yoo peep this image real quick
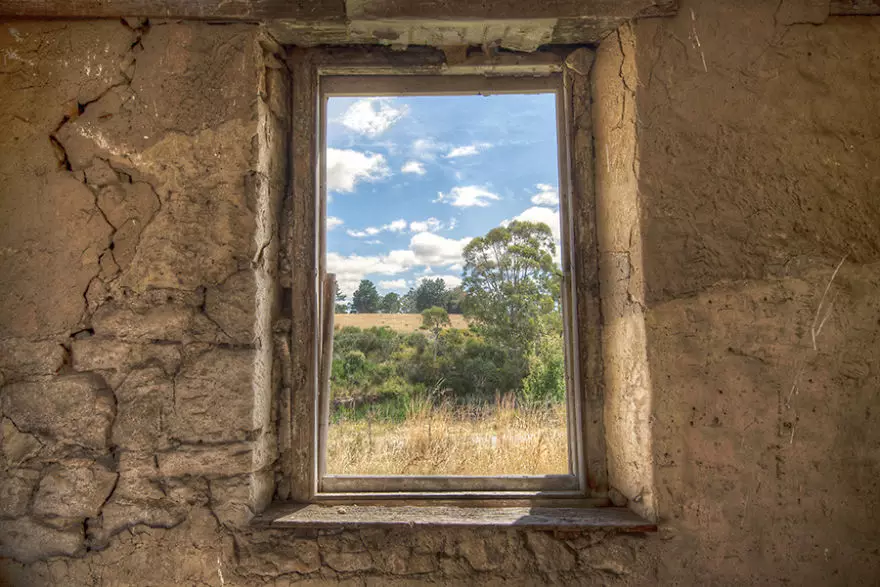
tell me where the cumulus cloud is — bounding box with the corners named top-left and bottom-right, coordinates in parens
top-left (327, 250), bottom-right (418, 295)
top-left (328, 231), bottom-right (472, 295)
top-left (445, 142), bottom-right (491, 158)
top-left (530, 183), bottom-right (559, 206)
top-left (409, 217), bottom-right (442, 233)
top-left (379, 279), bottom-right (408, 290)
top-left (340, 98), bottom-right (408, 137)
top-left (386, 219), bottom-right (407, 232)
top-left (502, 206), bottom-right (563, 266)
top-left (435, 186), bottom-right (500, 208)
top-left (326, 148), bottom-right (390, 193)
top-left (347, 219), bottom-right (407, 238)
top-left (401, 160), bottom-right (426, 175)
top-left (409, 232), bottom-right (471, 266)
top-left (510, 206), bottom-right (561, 240)
top-left (327, 216), bottom-right (343, 230)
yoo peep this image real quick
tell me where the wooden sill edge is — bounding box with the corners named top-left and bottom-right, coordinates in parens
top-left (251, 503), bottom-right (657, 532)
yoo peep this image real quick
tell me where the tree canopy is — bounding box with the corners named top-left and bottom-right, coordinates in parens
top-left (379, 292), bottom-right (401, 314)
top-left (461, 220), bottom-right (561, 353)
top-left (351, 279), bottom-right (380, 313)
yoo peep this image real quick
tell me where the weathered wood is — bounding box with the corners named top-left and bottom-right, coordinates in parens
top-left (564, 50), bottom-right (608, 495)
top-left (0, 0), bottom-right (677, 21)
top-left (322, 474), bottom-right (579, 493)
top-left (269, 17), bottom-right (621, 51)
top-left (0, 0), bottom-right (344, 19)
top-left (314, 48), bottom-right (563, 76)
top-left (288, 48), bottom-right (320, 502)
top-left (322, 74), bottom-right (560, 97)
top-left (347, 0), bottom-right (677, 20)
top-left (317, 273), bottom-right (335, 482)
top-left (254, 504), bottom-right (656, 531)
top-left (829, 0), bottom-right (880, 14)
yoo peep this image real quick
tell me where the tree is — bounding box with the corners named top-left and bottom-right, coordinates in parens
top-left (414, 278), bottom-right (448, 312)
top-left (335, 283), bottom-right (349, 314)
top-left (444, 286), bottom-right (465, 314)
top-left (461, 220), bottom-right (561, 354)
top-left (379, 292), bottom-right (401, 314)
top-left (400, 288), bottom-right (417, 313)
top-left (420, 306), bottom-right (451, 359)
top-left (351, 279), bottom-right (380, 313)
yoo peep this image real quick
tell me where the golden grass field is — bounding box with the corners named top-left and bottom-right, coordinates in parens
top-left (335, 312), bottom-right (470, 332)
top-left (327, 400), bottom-right (569, 476)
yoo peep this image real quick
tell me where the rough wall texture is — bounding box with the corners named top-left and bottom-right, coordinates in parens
top-left (633, 0), bottom-right (880, 584)
top-left (1, 1), bottom-right (879, 584)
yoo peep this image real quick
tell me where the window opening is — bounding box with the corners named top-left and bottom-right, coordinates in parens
top-left (319, 76), bottom-right (578, 490)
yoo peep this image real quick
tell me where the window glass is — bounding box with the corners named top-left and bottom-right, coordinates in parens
top-left (324, 93), bottom-right (568, 476)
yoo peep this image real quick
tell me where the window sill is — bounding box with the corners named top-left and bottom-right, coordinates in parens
top-left (252, 504), bottom-right (656, 532)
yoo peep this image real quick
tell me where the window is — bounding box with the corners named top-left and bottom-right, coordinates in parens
top-left (285, 48), bottom-right (604, 504)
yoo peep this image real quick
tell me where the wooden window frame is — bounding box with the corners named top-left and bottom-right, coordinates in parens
top-left (285, 47), bottom-right (605, 505)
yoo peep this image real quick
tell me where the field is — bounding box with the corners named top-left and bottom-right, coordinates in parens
top-left (335, 312), bottom-right (469, 332)
top-left (327, 312), bottom-right (568, 476)
top-left (327, 399), bottom-right (569, 476)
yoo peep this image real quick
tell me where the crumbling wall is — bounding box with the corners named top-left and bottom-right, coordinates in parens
top-left (1, 2), bottom-right (879, 584)
top-left (631, 0), bottom-right (880, 583)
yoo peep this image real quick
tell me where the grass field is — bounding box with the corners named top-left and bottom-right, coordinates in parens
top-left (335, 312), bottom-right (470, 332)
top-left (327, 399), bottom-right (569, 475)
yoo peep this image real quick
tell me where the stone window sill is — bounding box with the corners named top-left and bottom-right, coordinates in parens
top-left (252, 504), bottom-right (656, 532)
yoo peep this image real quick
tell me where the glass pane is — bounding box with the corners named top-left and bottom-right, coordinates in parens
top-left (324, 92), bottom-right (568, 476)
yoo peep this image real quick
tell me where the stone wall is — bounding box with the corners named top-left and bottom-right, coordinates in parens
top-left (1, 1), bottom-right (879, 584)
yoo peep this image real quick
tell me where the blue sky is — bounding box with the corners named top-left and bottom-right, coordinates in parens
top-left (325, 93), bottom-right (561, 297)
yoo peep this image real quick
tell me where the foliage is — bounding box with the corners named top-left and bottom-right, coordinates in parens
top-left (522, 333), bottom-right (566, 406)
top-left (351, 279), bottom-right (380, 313)
top-left (414, 278), bottom-right (448, 312)
top-left (334, 283), bottom-right (349, 314)
top-left (461, 220), bottom-right (561, 355)
top-left (329, 221), bottom-right (567, 424)
top-left (379, 292), bottom-right (401, 314)
top-left (420, 306), bottom-right (451, 338)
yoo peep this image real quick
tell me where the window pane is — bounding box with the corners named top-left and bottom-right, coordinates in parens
top-left (324, 92), bottom-right (568, 476)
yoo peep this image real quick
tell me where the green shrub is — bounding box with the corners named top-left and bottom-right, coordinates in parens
top-left (521, 334), bottom-right (566, 406)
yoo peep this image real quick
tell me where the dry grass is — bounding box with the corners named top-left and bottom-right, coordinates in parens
top-left (335, 313), bottom-right (470, 333)
top-left (326, 399), bottom-right (568, 476)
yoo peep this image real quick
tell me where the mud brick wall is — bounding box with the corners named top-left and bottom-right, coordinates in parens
top-left (1, 1), bottom-right (879, 584)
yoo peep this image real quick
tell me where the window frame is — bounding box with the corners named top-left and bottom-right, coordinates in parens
top-left (285, 47), bottom-right (605, 505)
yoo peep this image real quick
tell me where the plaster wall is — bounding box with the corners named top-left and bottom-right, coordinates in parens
top-left (0, 1), bottom-right (878, 583)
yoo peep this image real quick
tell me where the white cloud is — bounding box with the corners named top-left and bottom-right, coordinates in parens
top-left (445, 142), bottom-right (491, 158)
top-left (530, 183), bottom-right (559, 206)
top-left (412, 138), bottom-right (444, 161)
top-left (409, 217), bottom-right (442, 233)
top-left (328, 232), bottom-right (473, 295)
top-left (503, 206), bottom-right (563, 266)
top-left (340, 98), bottom-right (408, 137)
top-left (347, 219), bottom-right (407, 238)
top-left (511, 206), bottom-right (561, 240)
top-left (435, 186), bottom-right (500, 208)
top-left (327, 216), bottom-right (343, 230)
top-left (326, 148), bottom-right (390, 193)
top-left (401, 160), bottom-right (426, 175)
top-left (419, 274), bottom-right (462, 289)
top-left (379, 279), bottom-right (408, 290)
top-left (386, 219), bottom-right (407, 232)
top-left (327, 250), bottom-right (418, 295)
top-left (409, 232), bottom-right (471, 266)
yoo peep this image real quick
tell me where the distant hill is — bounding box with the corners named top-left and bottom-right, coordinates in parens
top-left (334, 313), bottom-right (470, 333)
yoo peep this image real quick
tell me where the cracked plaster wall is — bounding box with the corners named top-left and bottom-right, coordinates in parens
top-left (1, 1), bottom-right (879, 584)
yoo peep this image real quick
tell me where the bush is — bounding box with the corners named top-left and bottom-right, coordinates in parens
top-left (522, 334), bottom-right (566, 406)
